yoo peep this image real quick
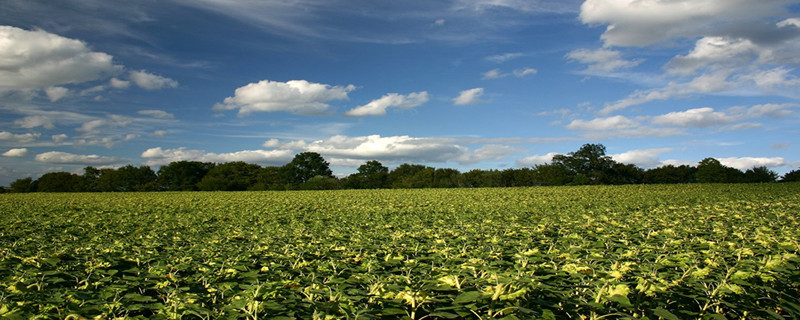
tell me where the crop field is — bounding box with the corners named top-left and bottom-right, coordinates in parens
top-left (1, 184), bottom-right (799, 319)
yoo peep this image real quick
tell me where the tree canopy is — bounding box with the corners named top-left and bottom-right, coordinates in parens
top-left (3, 147), bottom-right (794, 193)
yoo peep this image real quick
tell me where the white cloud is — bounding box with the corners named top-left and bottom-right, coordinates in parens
top-left (600, 71), bottom-right (734, 114)
top-left (44, 86), bottom-right (70, 102)
top-left (0, 26), bottom-right (117, 92)
top-left (482, 69), bottom-right (505, 79)
top-left (129, 70), bottom-right (178, 90)
top-left (652, 107), bottom-right (736, 128)
top-left (262, 138), bottom-right (281, 148)
top-left (667, 37), bottom-right (757, 76)
top-left (565, 115), bottom-right (637, 130)
top-left (566, 48), bottom-right (642, 73)
top-left (516, 152), bottom-right (560, 167)
top-left (513, 67), bottom-right (537, 77)
top-left (15, 115), bottom-right (55, 129)
top-left (141, 146), bottom-right (294, 167)
top-left (579, 0), bottom-right (792, 47)
top-left (453, 88), bottom-right (485, 105)
top-left (0, 131), bottom-right (40, 144)
top-left (137, 109), bottom-right (175, 119)
top-left (52, 134), bottom-right (68, 144)
top-left (109, 77), bottom-right (131, 89)
top-left (260, 134), bottom-right (519, 166)
top-left (486, 52), bottom-right (525, 63)
top-left (611, 148), bottom-right (674, 168)
top-left (344, 91), bottom-right (429, 117)
top-left (777, 18), bottom-right (800, 28)
top-left (718, 157), bottom-right (787, 170)
top-left (213, 79), bottom-right (355, 115)
top-left (482, 67), bottom-right (535, 79)
top-left (2, 148), bottom-right (29, 157)
top-left (652, 104), bottom-right (794, 128)
top-left (34, 151), bottom-right (123, 165)
top-left (458, 144), bottom-right (520, 164)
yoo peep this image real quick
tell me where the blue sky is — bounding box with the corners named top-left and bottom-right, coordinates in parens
top-left (1, 0), bottom-right (800, 185)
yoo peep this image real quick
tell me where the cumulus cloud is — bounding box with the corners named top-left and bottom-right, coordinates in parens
top-left (137, 109), bottom-right (175, 119)
top-left (578, 1), bottom-right (800, 113)
top-left (129, 70), bottom-right (178, 90)
top-left (2, 148), bottom-right (29, 157)
top-left (44, 86), bottom-right (70, 102)
top-left (453, 88), bottom-right (485, 105)
top-left (652, 104), bottom-right (794, 128)
top-left (52, 134), bottom-right (68, 144)
top-left (516, 152), bottom-right (560, 167)
top-left (344, 91), bottom-right (429, 117)
top-left (652, 107), bottom-right (736, 128)
top-left (667, 37), bottom-right (757, 76)
top-left (486, 52), bottom-right (526, 63)
top-left (482, 69), bottom-right (505, 79)
top-left (566, 48), bottom-right (642, 73)
top-left (34, 151), bottom-right (123, 165)
top-left (565, 115), bottom-right (638, 130)
top-left (15, 115), bottom-right (55, 129)
top-left (719, 157), bottom-right (787, 170)
top-left (141, 146), bottom-right (294, 167)
top-left (109, 77), bottom-right (131, 89)
top-left (213, 79), bottom-right (355, 115)
top-left (0, 131), bottom-right (40, 144)
top-left (611, 148), bottom-right (674, 168)
top-left (777, 18), bottom-right (800, 28)
top-left (599, 71), bottom-right (736, 114)
top-left (578, 0), bottom-right (792, 47)
top-left (0, 26), bottom-right (117, 92)
top-left (513, 67), bottom-right (538, 77)
top-left (259, 134), bottom-right (519, 166)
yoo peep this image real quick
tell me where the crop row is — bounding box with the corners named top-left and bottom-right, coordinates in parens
top-left (1, 184), bottom-right (799, 319)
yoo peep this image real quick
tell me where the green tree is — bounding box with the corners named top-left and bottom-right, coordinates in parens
top-left (343, 160), bottom-right (388, 189)
top-left (283, 152), bottom-right (333, 185)
top-left (744, 166), bottom-right (778, 183)
top-left (695, 158), bottom-right (743, 183)
top-left (410, 167), bottom-right (435, 188)
top-left (299, 175), bottom-right (340, 190)
top-left (644, 165), bottom-right (697, 184)
top-left (9, 177), bottom-right (35, 193)
top-left (433, 168), bottom-right (463, 188)
top-left (80, 166), bottom-right (102, 192)
top-left (531, 163), bottom-right (573, 186)
top-left (781, 169), bottom-right (800, 182)
top-left (197, 162), bottom-right (263, 191)
top-left (607, 163), bottom-right (644, 185)
top-left (157, 161), bottom-right (215, 191)
top-left (551, 144), bottom-right (615, 184)
top-left (500, 168), bottom-right (535, 187)
top-left (36, 172), bottom-right (82, 192)
top-left (463, 169), bottom-right (502, 188)
top-left (251, 166), bottom-right (287, 190)
top-left (388, 163), bottom-right (429, 188)
top-left (109, 165), bottom-right (158, 191)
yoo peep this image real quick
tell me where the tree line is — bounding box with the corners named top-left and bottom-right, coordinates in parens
top-left (3, 144), bottom-right (799, 193)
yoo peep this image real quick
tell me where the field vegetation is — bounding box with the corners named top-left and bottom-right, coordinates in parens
top-left (1, 183), bottom-right (799, 319)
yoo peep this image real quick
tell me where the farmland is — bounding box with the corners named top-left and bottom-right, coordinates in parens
top-left (1, 184), bottom-right (799, 319)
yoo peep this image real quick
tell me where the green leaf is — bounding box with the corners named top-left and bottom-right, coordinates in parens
top-left (652, 308), bottom-right (680, 320)
top-left (454, 291), bottom-right (482, 304)
top-left (428, 311), bottom-right (459, 319)
top-left (379, 308), bottom-right (407, 316)
top-left (607, 294), bottom-right (632, 307)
